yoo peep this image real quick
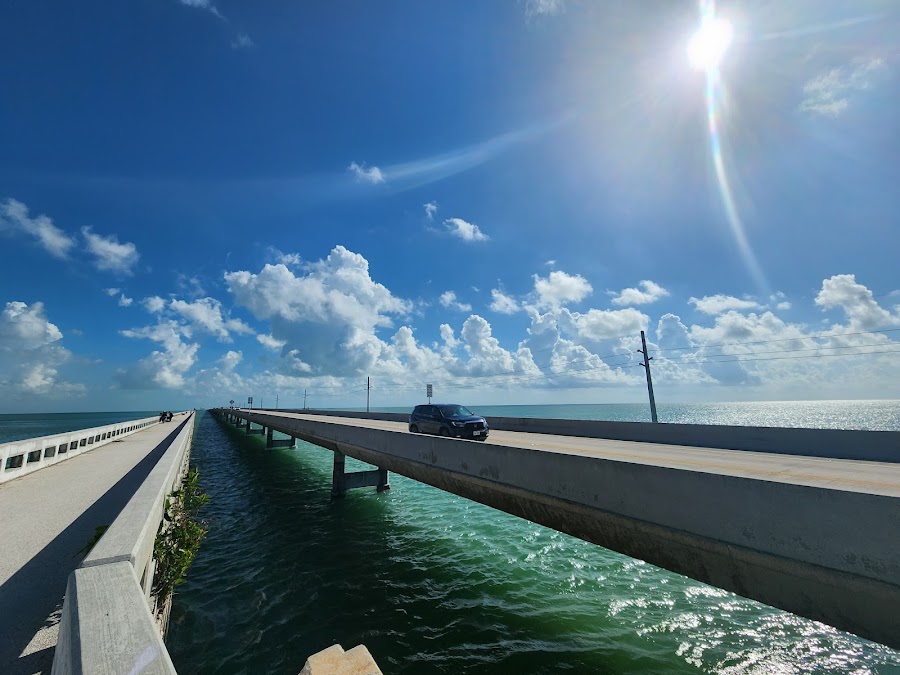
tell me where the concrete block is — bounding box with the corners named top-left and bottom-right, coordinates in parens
top-left (299, 644), bottom-right (382, 675)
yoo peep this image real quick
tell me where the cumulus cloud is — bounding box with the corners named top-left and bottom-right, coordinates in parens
top-left (815, 274), bottom-right (900, 331)
top-left (118, 295), bottom-right (133, 307)
top-left (490, 289), bottom-right (519, 315)
top-left (169, 297), bottom-right (255, 342)
top-left (143, 296), bottom-right (167, 313)
top-left (348, 162), bottom-right (386, 184)
top-left (800, 57), bottom-right (885, 117)
top-left (0, 198), bottom-right (76, 259)
top-left (440, 291), bottom-right (472, 312)
top-left (424, 202), bottom-right (438, 220)
top-left (81, 227), bottom-right (140, 275)
top-left (611, 280), bottom-right (670, 306)
top-left (0, 301), bottom-right (63, 350)
top-left (226, 245), bottom-right (412, 376)
top-left (0, 301), bottom-right (83, 397)
top-left (443, 218), bottom-right (489, 242)
top-left (533, 270), bottom-right (592, 309)
top-left (690, 294), bottom-right (763, 315)
top-left (118, 321), bottom-right (200, 389)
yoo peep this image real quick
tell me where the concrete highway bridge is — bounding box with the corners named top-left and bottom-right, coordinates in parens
top-left (1, 407), bottom-right (897, 672)
top-left (217, 407), bottom-right (900, 652)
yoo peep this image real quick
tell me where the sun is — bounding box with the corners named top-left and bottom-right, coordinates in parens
top-left (687, 16), bottom-right (733, 72)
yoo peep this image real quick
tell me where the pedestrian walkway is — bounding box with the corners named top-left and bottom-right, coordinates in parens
top-left (0, 418), bottom-right (189, 675)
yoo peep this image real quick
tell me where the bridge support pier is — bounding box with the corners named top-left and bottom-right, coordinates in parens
top-left (331, 451), bottom-right (389, 499)
top-left (266, 427), bottom-right (296, 448)
top-left (246, 422), bottom-right (265, 436)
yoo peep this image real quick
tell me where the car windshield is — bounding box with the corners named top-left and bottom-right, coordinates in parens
top-left (439, 405), bottom-right (474, 419)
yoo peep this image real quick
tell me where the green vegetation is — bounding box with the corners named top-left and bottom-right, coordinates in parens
top-left (74, 524), bottom-right (109, 559)
top-left (153, 468), bottom-right (209, 603)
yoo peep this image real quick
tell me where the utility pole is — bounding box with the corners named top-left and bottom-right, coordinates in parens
top-left (275, 394), bottom-right (279, 409)
top-left (638, 330), bottom-right (659, 423)
top-left (303, 389), bottom-right (308, 410)
top-left (366, 376), bottom-right (371, 413)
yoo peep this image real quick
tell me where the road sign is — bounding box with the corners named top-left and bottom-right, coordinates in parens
top-left (426, 384), bottom-right (432, 402)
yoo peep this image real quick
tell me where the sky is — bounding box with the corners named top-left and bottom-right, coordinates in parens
top-left (1, 0), bottom-right (899, 413)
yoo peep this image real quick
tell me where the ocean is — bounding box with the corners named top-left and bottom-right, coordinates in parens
top-left (160, 401), bottom-right (900, 674)
top-left (4, 403), bottom-right (898, 673)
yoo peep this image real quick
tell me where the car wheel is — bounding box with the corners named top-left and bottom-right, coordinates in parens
top-left (439, 427), bottom-right (450, 437)
top-left (409, 424), bottom-right (419, 433)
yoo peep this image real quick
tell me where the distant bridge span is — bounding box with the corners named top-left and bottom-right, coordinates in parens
top-left (215, 408), bottom-right (900, 650)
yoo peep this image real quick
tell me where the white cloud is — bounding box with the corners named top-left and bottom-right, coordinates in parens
top-left (545, 260), bottom-right (556, 267)
top-left (143, 296), bottom-right (167, 313)
top-left (118, 295), bottom-right (133, 307)
top-left (690, 294), bottom-right (763, 315)
top-left (565, 307), bottom-right (649, 342)
top-left (815, 274), bottom-right (900, 331)
top-left (0, 301), bottom-right (84, 397)
top-left (533, 270), bottom-right (592, 309)
top-left (81, 227), bottom-right (140, 275)
top-left (0, 301), bottom-right (63, 350)
top-left (231, 33), bottom-right (254, 49)
top-left (525, 0), bottom-right (565, 17)
top-left (169, 297), bottom-right (255, 342)
top-left (440, 291), bottom-right (472, 312)
top-left (105, 288), bottom-right (120, 297)
top-left (490, 289), bottom-right (519, 315)
top-left (611, 280), bottom-right (670, 306)
top-left (424, 202), bottom-right (438, 220)
top-left (348, 161), bottom-right (386, 184)
top-left (443, 218), bottom-right (489, 242)
top-left (0, 198), bottom-right (76, 259)
top-left (226, 245), bottom-right (412, 375)
top-left (118, 321), bottom-right (200, 389)
top-left (257, 333), bottom-right (286, 351)
top-left (800, 57), bottom-right (885, 117)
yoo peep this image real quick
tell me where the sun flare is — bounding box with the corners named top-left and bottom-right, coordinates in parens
top-left (687, 16), bottom-right (733, 72)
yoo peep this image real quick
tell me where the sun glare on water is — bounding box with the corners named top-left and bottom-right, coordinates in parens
top-left (687, 16), bottom-right (733, 71)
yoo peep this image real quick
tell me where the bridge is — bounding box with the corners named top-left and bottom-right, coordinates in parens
top-left (215, 407), bottom-right (900, 652)
top-left (0, 412), bottom-right (379, 675)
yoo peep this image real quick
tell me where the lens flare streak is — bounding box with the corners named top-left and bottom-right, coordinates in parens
top-left (697, 1), bottom-right (769, 293)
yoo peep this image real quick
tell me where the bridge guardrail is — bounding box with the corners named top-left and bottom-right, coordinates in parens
top-left (0, 416), bottom-right (160, 484)
top-left (52, 412), bottom-right (195, 675)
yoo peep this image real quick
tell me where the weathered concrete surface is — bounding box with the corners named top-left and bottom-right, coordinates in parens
top-left (300, 644), bottom-right (382, 675)
top-left (51, 562), bottom-right (176, 675)
top-left (222, 409), bottom-right (900, 650)
top-left (0, 420), bottom-right (187, 675)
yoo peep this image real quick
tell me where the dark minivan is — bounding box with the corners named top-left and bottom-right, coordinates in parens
top-left (409, 404), bottom-right (489, 440)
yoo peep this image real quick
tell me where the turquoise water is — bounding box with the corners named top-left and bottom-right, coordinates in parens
top-left (0, 411), bottom-right (160, 444)
top-left (164, 402), bottom-right (900, 674)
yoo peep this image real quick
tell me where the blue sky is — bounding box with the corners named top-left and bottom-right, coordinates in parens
top-left (1, 0), bottom-right (899, 413)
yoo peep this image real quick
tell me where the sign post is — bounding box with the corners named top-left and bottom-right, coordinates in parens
top-left (247, 396), bottom-right (253, 410)
top-left (426, 384), bottom-right (433, 404)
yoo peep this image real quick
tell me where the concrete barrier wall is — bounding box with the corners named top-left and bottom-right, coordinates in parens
top-left (226, 410), bottom-right (900, 649)
top-left (52, 413), bottom-right (195, 675)
top-left (274, 408), bottom-right (900, 463)
top-left (0, 416), bottom-right (160, 484)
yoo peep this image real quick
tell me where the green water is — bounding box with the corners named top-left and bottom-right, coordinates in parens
top-left (164, 402), bottom-right (900, 673)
